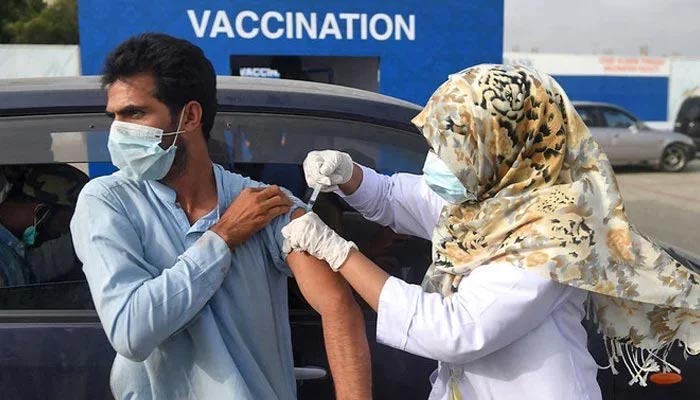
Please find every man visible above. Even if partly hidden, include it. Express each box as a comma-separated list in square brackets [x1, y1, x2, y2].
[70, 33, 370, 400]
[0, 164, 86, 286]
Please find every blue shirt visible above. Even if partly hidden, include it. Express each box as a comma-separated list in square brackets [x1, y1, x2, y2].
[0, 223, 29, 286]
[70, 164, 304, 400]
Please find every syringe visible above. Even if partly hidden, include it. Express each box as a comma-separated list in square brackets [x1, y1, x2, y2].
[306, 184, 322, 211]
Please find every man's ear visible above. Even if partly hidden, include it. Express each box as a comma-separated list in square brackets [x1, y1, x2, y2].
[182, 101, 203, 133]
[291, 207, 306, 220]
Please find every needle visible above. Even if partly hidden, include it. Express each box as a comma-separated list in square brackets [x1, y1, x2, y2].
[306, 184, 322, 211]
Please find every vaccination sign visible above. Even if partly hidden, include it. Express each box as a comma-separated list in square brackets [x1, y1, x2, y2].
[187, 10, 416, 41]
[78, 0, 503, 105]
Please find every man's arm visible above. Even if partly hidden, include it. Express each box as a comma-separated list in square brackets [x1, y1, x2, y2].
[71, 183, 290, 362]
[339, 164, 445, 240]
[286, 208, 372, 400]
[71, 189, 233, 361]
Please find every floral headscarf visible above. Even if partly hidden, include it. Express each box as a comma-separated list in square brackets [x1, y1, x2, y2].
[412, 64, 700, 385]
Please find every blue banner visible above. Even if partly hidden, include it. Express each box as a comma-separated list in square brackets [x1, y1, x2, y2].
[78, 0, 503, 106]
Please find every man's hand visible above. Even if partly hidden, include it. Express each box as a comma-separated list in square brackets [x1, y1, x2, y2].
[211, 186, 292, 249]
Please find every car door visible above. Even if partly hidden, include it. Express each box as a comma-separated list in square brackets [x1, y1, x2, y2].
[0, 113, 116, 400]
[599, 107, 659, 163]
[208, 112, 437, 400]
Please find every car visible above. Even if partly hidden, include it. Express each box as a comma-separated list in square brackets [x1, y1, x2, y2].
[674, 96, 700, 155]
[0, 75, 437, 400]
[573, 101, 696, 172]
[0, 76, 698, 400]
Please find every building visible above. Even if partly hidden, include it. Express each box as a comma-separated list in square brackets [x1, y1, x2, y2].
[77, 0, 504, 106]
[503, 52, 700, 128]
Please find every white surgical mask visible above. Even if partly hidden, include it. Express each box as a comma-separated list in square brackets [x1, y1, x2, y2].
[422, 151, 476, 204]
[107, 110, 186, 181]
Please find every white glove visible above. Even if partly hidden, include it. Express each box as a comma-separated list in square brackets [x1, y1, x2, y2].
[282, 212, 358, 271]
[303, 150, 354, 192]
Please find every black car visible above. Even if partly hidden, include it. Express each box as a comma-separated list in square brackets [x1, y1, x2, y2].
[0, 76, 698, 400]
[674, 96, 700, 156]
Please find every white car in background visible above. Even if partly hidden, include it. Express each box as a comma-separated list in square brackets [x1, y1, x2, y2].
[573, 101, 696, 172]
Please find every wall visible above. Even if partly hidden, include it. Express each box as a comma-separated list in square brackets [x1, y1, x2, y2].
[504, 52, 670, 124]
[0, 45, 81, 79]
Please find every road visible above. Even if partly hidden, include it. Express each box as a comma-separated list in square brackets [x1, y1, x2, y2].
[614, 159, 700, 258]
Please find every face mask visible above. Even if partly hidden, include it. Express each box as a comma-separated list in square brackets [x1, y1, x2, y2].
[422, 151, 475, 204]
[22, 205, 49, 247]
[108, 109, 186, 181]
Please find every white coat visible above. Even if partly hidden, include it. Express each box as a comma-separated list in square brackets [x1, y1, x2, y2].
[340, 166, 602, 400]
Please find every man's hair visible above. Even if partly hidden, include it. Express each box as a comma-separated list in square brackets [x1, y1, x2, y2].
[101, 33, 218, 141]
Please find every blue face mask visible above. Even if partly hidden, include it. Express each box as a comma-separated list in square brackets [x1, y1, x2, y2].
[22, 206, 49, 247]
[22, 225, 37, 246]
[107, 110, 186, 181]
[422, 151, 475, 204]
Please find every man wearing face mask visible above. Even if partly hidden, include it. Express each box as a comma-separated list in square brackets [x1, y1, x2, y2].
[69, 34, 370, 400]
[0, 164, 87, 286]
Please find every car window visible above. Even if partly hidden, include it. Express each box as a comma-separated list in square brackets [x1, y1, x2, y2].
[678, 98, 700, 121]
[0, 114, 114, 309]
[576, 107, 602, 127]
[0, 111, 434, 311]
[600, 108, 637, 129]
[208, 113, 433, 309]
[0, 161, 101, 309]
[209, 112, 427, 180]
[0, 114, 113, 165]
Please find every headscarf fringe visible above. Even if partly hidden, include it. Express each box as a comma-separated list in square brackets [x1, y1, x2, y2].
[586, 294, 685, 387]
[600, 337, 686, 387]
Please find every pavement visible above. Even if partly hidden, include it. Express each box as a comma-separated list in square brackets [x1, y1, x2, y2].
[614, 159, 700, 258]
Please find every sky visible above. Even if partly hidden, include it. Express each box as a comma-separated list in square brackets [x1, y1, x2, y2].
[504, 0, 700, 57]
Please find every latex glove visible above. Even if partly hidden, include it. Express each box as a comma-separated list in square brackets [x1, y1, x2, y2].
[303, 150, 354, 192]
[282, 212, 358, 271]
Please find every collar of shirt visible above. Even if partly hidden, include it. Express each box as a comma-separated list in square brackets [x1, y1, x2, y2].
[0, 222, 24, 257]
[145, 164, 226, 235]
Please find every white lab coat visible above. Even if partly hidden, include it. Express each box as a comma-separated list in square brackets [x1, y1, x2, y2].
[339, 165, 602, 400]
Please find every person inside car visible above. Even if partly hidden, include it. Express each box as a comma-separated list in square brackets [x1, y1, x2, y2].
[283, 65, 700, 400]
[70, 33, 370, 400]
[0, 164, 87, 286]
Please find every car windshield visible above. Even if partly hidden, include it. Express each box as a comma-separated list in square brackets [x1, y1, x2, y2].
[679, 98, 700, 120]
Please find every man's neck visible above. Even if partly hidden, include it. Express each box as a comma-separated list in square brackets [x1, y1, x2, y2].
[166, 154, 218, 224]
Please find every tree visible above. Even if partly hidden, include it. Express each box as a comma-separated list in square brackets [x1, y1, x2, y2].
[0, 0, 45, 42]
[1, 0, 78, 44]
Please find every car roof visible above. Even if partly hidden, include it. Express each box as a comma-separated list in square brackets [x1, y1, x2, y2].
[571, 101, 625, 109]
[0, 76, 423, 131]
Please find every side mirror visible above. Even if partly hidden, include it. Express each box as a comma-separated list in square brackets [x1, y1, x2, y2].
[628, 123, 639, 133]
